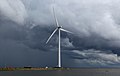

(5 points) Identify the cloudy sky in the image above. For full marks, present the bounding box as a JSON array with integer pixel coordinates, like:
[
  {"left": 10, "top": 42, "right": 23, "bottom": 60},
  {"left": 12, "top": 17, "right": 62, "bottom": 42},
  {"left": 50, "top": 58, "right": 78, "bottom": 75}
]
[{"left": 0, "top": 0, "right": 120, "bottom": 67}]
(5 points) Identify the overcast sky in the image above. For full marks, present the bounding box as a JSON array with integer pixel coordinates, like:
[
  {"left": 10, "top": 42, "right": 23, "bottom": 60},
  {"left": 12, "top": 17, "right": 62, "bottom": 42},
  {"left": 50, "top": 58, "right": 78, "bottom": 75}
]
[{"left": 0, "top": 0, "right": 120, "bottom": 67}]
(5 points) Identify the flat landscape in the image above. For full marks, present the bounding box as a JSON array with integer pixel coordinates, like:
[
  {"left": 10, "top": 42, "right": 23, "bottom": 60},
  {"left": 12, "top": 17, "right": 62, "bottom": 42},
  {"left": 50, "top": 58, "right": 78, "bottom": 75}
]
[
  {"left": 1, "top": 1, "right": 120, "bottom": 76},
  {"left": 0, "top": 68, "right": 120, "bottom": 76}
]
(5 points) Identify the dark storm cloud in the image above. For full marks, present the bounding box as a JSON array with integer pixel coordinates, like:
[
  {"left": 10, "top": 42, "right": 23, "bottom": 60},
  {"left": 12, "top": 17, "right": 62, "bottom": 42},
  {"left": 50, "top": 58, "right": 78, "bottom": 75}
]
[
  {"left": 1, "top": 0, "right": 120, "bottom": 67},
  {"left": 71, "top": 49, "right": 120, "bottom": 67},
  {"left": 0, "top": 21, "right": 59, "bottom": 67},
  {"left": 21, "top": 0, "right": 120, "bottom": 49},
  {"left": 0, "top": 20, "right": 74, "bottom": 67}
]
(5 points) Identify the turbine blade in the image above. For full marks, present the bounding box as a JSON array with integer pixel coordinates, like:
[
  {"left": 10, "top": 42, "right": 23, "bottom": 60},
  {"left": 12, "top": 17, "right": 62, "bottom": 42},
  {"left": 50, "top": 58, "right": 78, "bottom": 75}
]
[
  {"left": 53, "top": 7, "right": 59, "bottom": 27},
  {"left": 60, "top": 28, "right": 73, "bottom": 34},
  {"left": 46, "top": 28, "right": 58, "bottom": 44}
]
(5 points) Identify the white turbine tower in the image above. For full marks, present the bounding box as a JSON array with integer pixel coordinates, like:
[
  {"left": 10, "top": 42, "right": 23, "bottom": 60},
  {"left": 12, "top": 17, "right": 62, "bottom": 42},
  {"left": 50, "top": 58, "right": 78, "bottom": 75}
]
[{"left": 46, "top": 7, "right": 72, "bottom": 68}]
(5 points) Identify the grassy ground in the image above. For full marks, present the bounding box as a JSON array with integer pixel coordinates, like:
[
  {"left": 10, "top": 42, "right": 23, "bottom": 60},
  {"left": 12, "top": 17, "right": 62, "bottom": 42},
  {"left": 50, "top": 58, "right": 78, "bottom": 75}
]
[{"left": 0, "top": 67, "right": 70, "bottom": 71}]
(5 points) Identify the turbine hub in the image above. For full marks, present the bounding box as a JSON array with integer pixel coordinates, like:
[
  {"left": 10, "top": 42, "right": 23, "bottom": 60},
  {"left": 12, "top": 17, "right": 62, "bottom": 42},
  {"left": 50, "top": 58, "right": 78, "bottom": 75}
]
[{"left": 58, "top": 26, "right": 62, "bottom": 29}]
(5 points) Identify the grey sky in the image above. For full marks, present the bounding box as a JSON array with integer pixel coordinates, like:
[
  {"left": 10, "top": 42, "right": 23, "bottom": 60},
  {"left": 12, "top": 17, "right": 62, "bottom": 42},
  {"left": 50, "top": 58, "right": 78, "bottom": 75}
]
[{"left": 0, "top": 0, "right": 120, "bottom": 67}]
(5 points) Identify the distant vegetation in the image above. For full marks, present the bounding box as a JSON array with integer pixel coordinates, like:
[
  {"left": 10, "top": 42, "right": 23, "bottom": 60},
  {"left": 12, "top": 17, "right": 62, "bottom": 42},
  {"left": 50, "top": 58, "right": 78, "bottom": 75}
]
[
  {"left": 0, "top": 67, "right": 15, "bottom": 71},
  {"left": 0, "top": 67, "right": 70, "bottom": 71}
]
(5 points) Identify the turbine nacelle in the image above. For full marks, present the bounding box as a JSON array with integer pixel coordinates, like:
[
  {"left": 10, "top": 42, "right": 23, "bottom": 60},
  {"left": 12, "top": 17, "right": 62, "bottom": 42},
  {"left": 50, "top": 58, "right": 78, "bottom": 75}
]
[{"left": 58, "top": 26, "right": 62, "bottom": 29}]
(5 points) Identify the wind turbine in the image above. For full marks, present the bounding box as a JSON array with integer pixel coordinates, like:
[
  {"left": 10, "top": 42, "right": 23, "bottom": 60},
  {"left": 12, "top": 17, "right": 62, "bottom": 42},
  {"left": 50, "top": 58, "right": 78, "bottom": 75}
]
[{"left": 46, "top": 7, "right": 72, "bottom": 68}]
